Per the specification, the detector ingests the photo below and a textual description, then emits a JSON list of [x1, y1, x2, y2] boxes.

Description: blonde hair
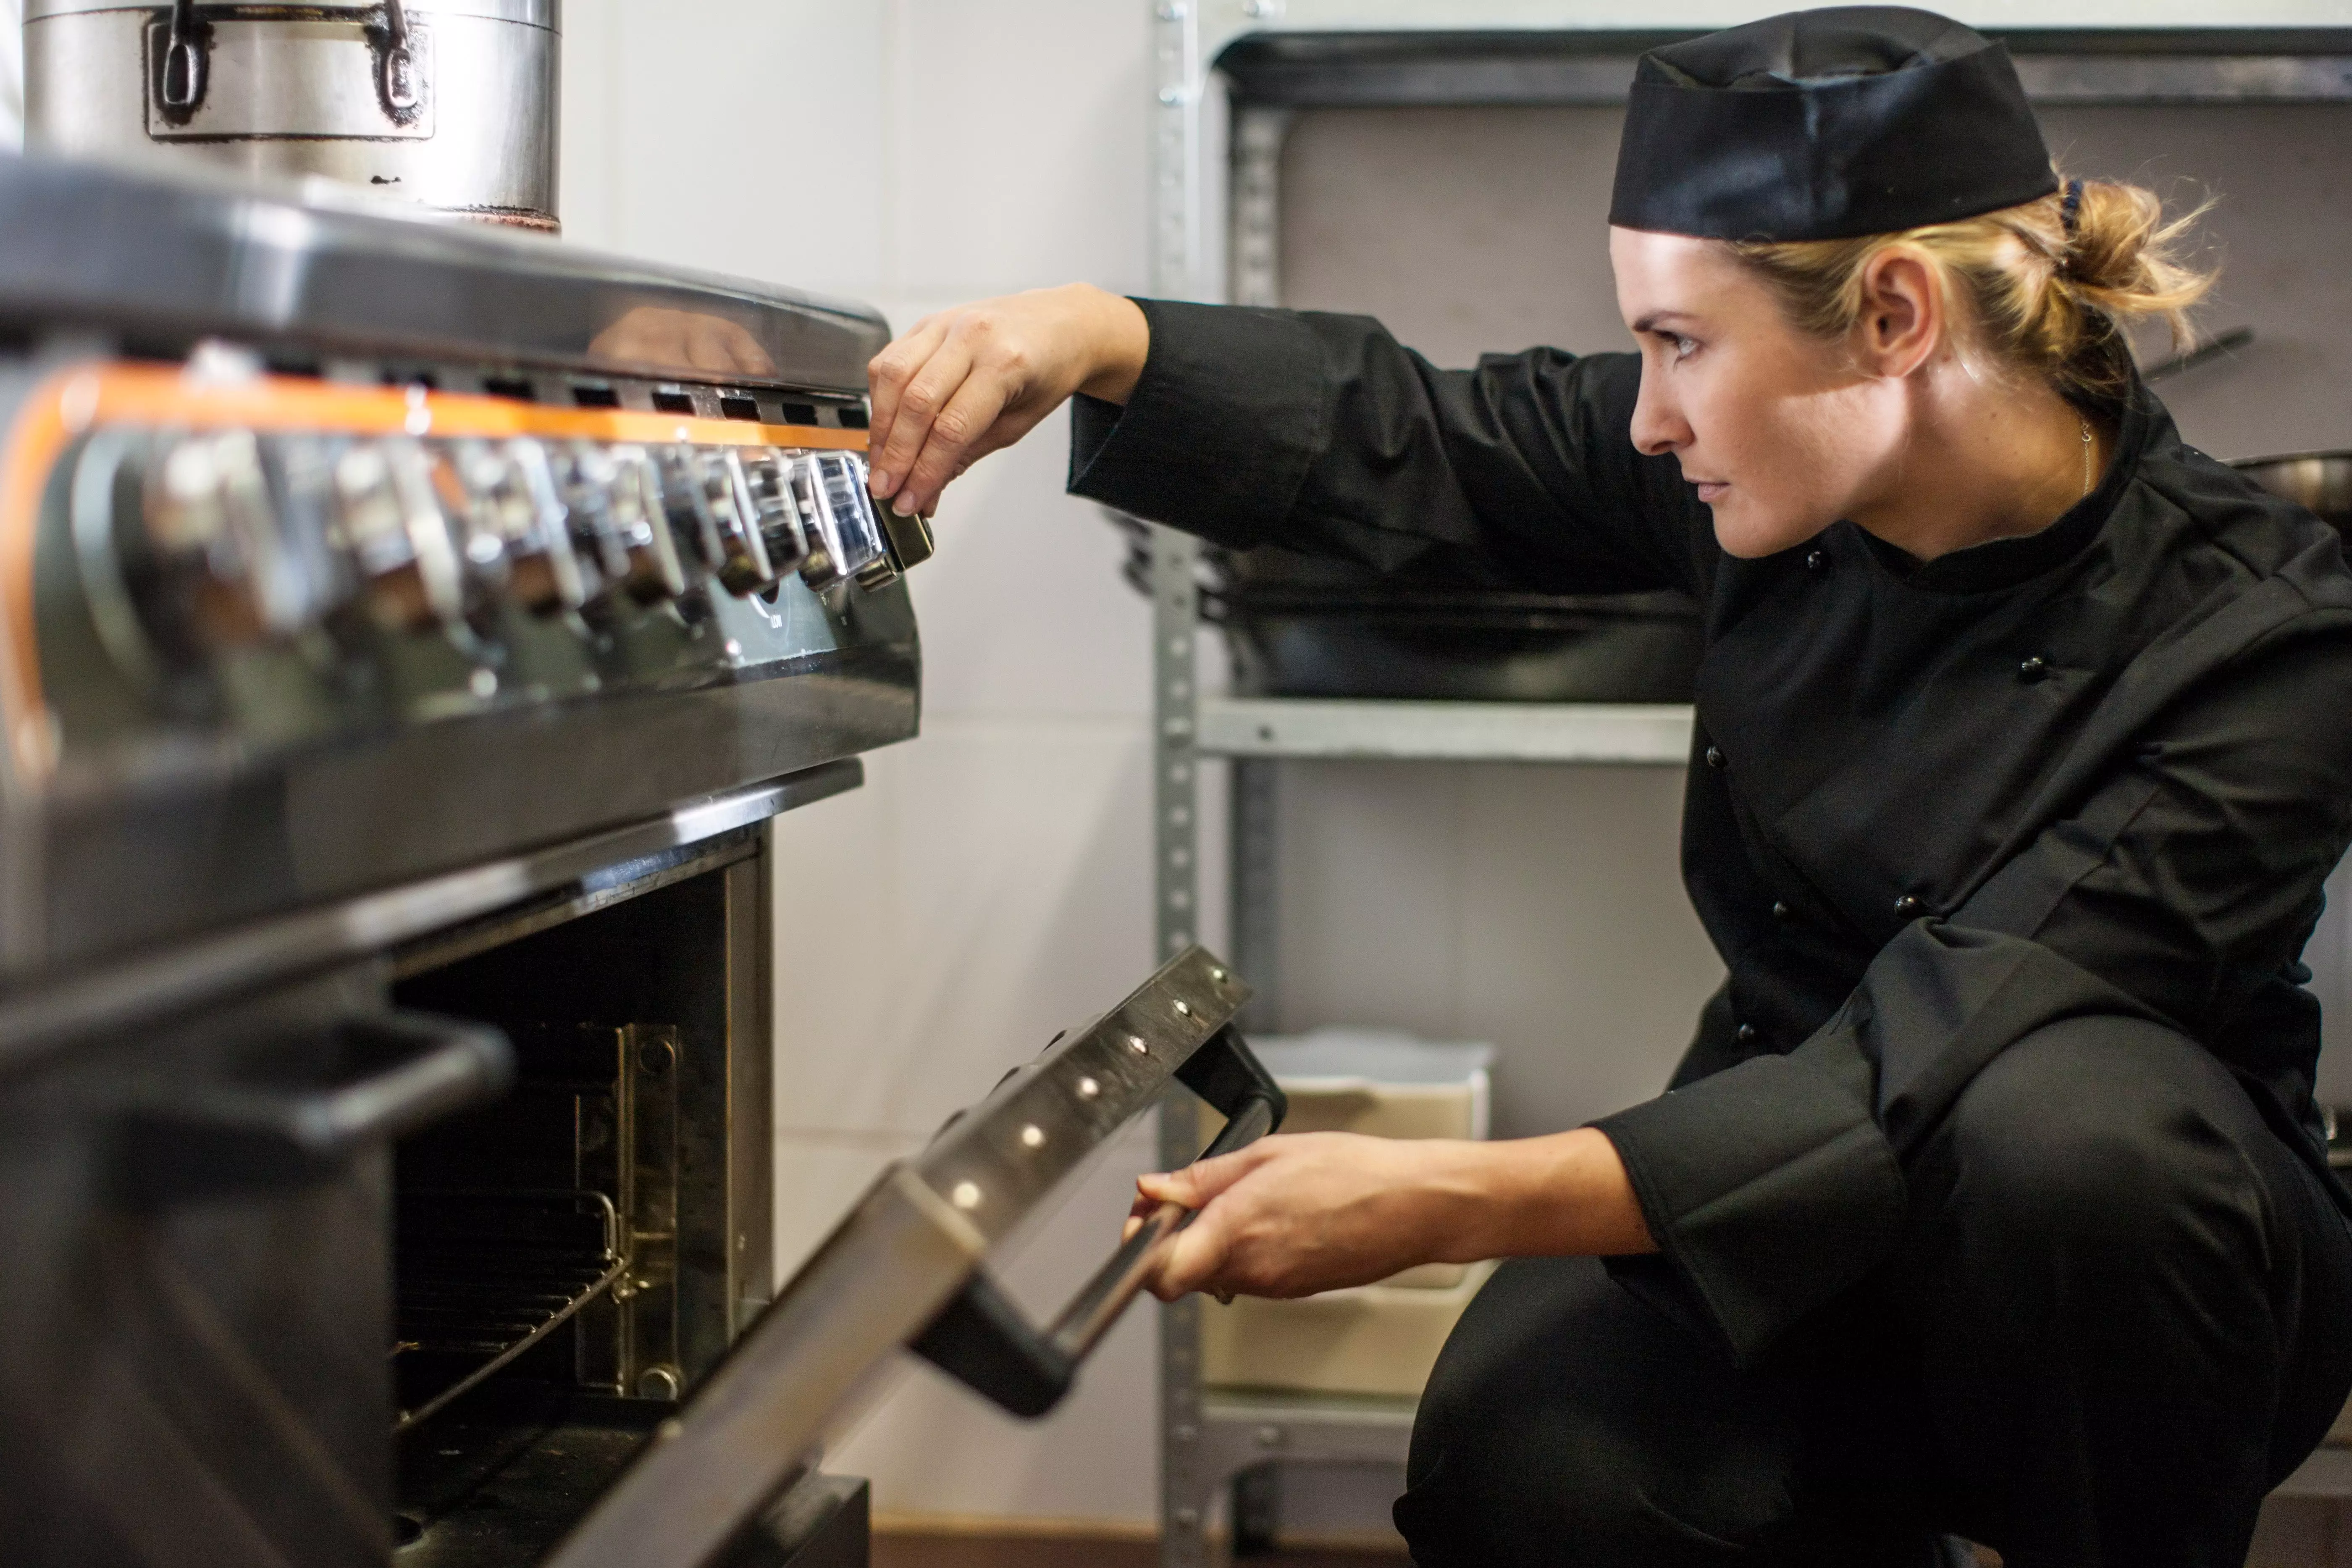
[[1727, 173, 2216, 402]]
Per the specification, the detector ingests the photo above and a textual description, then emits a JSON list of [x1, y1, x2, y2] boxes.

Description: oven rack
[[394, 1187, 629, 1434]]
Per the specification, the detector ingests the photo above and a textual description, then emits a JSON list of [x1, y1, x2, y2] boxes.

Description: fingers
[[1147, 1203, 1235, 1302], [1137, 1140, 1275, 1212], [892, 372, 1010, 517], [864, 314, 952, 491], [1131, 1142, 1289, 1301]]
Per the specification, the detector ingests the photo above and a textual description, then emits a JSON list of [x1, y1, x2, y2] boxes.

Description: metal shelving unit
[[1143, 7, 2352, 1560], [1155, 680, 1687, 1563]]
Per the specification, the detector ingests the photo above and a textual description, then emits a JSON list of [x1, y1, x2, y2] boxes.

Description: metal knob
[[480, 438, 591, 614], [546, 442, 632, 611], [329, 439, 466, 632], [139, 428, 314, 649], [603, 446, 688, 605], [810, 452, 893, 588], [733, 449, 810, 580], [781, 454, 846, 589], [657, 446, 774, 597]]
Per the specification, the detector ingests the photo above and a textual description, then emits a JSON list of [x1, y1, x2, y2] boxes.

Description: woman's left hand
[[1126, 1132, 1481, 1301], [1126, 1125, 1657, 1303]]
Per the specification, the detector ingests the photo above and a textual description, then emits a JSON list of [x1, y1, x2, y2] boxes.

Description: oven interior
[[380, 844, 825, 1566]]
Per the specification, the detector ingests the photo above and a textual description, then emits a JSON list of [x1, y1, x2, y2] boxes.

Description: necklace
[[2077, 412, 2096, 500]]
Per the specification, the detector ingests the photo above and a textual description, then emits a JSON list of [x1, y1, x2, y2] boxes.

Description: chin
[[1707, 494, 1832, 561]]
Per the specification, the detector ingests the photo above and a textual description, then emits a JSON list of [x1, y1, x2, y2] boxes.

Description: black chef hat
[[1608, 6, 2057, 242]]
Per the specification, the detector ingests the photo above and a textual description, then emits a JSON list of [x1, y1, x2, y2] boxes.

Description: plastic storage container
[[1201, 1029, 1497, 1397]]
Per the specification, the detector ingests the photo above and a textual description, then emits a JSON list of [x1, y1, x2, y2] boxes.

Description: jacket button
[[1704, 745, 1726, 770], [1805, 549, 1827, 572], [1771, 900, 1792, 922], [2018, 656, 2049, 683], [1894, 893, 1924, 917], [1735, 1023, 1758, 1044]]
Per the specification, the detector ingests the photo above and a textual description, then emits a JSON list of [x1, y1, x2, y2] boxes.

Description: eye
[[1646, 329, 1698, 362]]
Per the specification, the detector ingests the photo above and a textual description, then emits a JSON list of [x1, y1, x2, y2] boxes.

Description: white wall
[[561, 0, 1178, 1527], [0, 0, 22, 148]]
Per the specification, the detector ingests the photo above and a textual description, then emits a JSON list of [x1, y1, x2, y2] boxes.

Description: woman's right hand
[[864, 282, 1149, 519]]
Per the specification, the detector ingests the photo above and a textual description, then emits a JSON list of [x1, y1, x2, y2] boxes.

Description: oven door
[[542, 945, 1284, 1568]]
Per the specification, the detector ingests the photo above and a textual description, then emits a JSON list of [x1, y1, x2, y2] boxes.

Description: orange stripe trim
[[0, 361, 870, 781]]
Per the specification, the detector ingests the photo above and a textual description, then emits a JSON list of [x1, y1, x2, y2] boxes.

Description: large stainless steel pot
[[22, 0, 558, 229]]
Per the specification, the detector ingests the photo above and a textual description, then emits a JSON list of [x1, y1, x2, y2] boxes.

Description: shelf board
[[1197, 1389, 1419, 1471], [1193, 697, 1694, 764], [2276, 1443, 2352, 1500]]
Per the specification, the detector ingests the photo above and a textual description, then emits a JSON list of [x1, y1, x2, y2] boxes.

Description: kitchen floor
[[872, 1536, 1404, 1567]]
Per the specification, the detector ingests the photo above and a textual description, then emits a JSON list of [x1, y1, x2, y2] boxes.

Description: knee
[[1401, 1258, 1791, 1564], [1938, 1016, 2254, 1262]]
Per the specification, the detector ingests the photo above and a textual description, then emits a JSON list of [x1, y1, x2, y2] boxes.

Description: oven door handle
[[908, 1022, 1286, 1418], [122, 1009, 513, 1167]]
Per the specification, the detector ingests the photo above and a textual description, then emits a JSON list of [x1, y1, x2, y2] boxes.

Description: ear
[[1850, 248, 1944, 378]]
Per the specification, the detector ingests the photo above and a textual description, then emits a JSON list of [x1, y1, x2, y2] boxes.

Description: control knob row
[[123, 430, 932, 657]]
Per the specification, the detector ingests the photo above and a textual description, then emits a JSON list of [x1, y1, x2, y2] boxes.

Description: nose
[[1629, 360, 1691, 459]]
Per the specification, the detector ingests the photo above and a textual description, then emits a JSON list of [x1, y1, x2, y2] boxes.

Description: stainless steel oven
[[0, 148, 1282, 1568]]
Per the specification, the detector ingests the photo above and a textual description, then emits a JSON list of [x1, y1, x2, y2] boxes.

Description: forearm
[[1425, 1128, 1658, 1261]]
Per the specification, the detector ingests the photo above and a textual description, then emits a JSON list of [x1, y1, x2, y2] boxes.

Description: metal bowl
[[2232, 452, 2352, 528]]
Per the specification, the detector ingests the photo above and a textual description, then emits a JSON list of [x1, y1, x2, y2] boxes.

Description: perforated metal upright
[[1143, 5, 2352, 1560]]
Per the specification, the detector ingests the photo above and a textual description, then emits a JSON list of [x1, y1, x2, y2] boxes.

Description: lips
[[1693, 481, 1729, 503]]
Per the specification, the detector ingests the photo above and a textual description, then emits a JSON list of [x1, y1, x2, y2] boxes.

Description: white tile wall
[[563, 0, 1170, 1528]]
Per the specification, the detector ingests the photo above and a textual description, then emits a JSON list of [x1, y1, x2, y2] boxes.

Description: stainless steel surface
[[122, 1006, 517, 1157], [545, 947, 1252, 1568], [0, 759, 857, 1070], [141, 14, 437, 142], [1197, 696, 1696, 762], [720, 849, 776, 1346], [1, 353, 919, 983], [0, 154, 886, 392], [26, 0, 554, 21], [25, 1, 559, 227], [0, 967, 410, 1568], [2234, 451, 2352, 524]]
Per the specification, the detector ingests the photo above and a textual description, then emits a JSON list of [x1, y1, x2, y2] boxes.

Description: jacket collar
[[1855, 373, 2165, 595]]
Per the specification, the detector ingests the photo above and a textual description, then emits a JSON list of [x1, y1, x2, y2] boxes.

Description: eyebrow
[[1630, 311, 1700, 334]]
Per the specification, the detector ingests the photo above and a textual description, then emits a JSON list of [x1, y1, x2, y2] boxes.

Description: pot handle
[[158, 0, 209, 116], [908, 1024, 1286, 1418], [123, 1010, 513, 1167]]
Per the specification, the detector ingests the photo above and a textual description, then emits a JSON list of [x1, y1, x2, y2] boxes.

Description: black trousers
[[1395, 1017, 2352, 1568]]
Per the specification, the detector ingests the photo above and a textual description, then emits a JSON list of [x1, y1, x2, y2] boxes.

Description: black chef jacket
[[1066, 298, 2352, 1366]]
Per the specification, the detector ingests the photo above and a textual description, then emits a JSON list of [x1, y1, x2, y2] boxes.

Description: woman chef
[[864, 8, 2352, 1564]]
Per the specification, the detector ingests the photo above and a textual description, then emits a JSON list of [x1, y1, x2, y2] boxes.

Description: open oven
[[0, 149, 1285, 1567]]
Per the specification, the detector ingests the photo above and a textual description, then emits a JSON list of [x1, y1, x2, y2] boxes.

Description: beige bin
[[1202, 1261, 1500, 1398], [1200, 1029, 1496, 1397]]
